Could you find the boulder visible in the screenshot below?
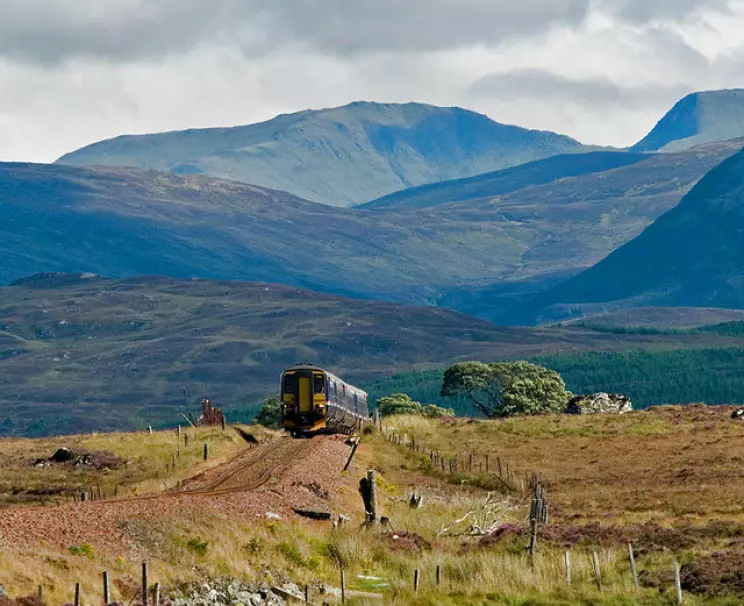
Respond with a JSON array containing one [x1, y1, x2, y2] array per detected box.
[[50, 447, 74, 462], [566, 393, 632, 415]]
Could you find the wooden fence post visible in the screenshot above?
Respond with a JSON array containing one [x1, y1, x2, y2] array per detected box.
[[674, 561, 683, 604], [74, 583, 81, 606], [368, 469, 379, 523], [592, 552, 602, 591], [436, 564, 442, 586], [154, 582, 160, 606], [103, 571, 110, 605], [142, 562, 149, 606], [37, 585, 44, 604], [485, 454, 489, 473], [528, 518, 538, 566], [414, 569, 420, 593], [343, 438, 360, 471], [203, 443, 209, 461], [628, 543, 639, 589], [497, 457, 502, 477], [340, 565, 346, 605], [564, 551, 571, 586], [304, 584, 309, 604]]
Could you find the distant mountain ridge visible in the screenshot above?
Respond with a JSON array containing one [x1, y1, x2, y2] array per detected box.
[[3, 140, 740, 312], [56, 101, 586, 206], [506, 144, 744, 324], [361, 150, 649, 210], [633, 89, 744, 152]]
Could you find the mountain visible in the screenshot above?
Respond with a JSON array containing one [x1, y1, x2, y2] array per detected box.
[[4, 274, 744, 437], [435, 139, 743, 317], [633, 89, 744, 152], [506, 145, 744, 324], [2, 141, 740, 308], [55, 102, 586, 207], [361, 150, 647, 210]]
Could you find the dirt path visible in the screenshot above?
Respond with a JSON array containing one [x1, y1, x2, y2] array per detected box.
[[0, 434, 350, 554]]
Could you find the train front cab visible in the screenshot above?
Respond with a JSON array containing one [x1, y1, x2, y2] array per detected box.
[[281, 367, 328, 434]]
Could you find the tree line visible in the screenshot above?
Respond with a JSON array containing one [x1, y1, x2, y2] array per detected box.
[[363, 347, 744, 415]]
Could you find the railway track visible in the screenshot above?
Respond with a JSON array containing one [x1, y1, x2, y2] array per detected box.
[[104, 435, 314, 505], [177, 436, 312, 496]]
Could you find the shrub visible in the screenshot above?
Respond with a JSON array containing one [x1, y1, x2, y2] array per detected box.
[[186, 537, 209, 557], [68, 543, 95, 560], [255, 396, 282, 428], [376, 393, 454, 418]]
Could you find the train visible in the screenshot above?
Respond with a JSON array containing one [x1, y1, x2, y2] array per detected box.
[[280, 364, 369, 435]]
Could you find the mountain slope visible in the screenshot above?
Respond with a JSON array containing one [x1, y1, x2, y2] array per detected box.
[[3, 142, 740, 308], [436, 139, 744, 318], [56, 102, 585, 206], [4, 273, 744, 437], [361, 150, 648, 210], [633, 89, 744, 152], [507, 145, 744, 324], [0, 272, 678, 437]]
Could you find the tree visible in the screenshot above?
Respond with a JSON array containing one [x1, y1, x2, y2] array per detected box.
[[255, 396, 282, 428], [441, 361, 570, 418], [376, 393, 424, 417], [376, 393, 454, 418]]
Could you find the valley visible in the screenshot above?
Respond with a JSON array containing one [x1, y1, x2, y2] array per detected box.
[[7, 5, 744, 605]]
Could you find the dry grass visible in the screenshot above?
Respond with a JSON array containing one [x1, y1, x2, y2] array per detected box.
[[3, 411, 744, 604], [0, 424, 274, 506], [382, 405, 744, 524]]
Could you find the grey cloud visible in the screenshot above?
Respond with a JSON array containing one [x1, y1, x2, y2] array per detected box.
[[596, 0, 734, 22], [0, 0, 263, 63], [253, 0, 592, 54], [0, 0, 736, 65], [0, 0, 594, 63], [469, 69, 693, 110]]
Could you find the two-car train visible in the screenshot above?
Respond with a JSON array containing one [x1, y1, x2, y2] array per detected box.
[[280, 364, 368, 435]]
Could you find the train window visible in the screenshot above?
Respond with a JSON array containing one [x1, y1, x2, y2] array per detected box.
[[284, 375, 296, 394], [314, 375, 325, 394]]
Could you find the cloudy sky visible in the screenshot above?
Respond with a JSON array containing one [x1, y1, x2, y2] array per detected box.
[[2, 0, 744, 162]]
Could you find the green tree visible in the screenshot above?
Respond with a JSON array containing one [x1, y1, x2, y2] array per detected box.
[[376, 393, 454, 418], [376, 393, 423, 417], [441, 361, 570, 418], [421, 404, 455, 419], [255, 396, 282, 428]]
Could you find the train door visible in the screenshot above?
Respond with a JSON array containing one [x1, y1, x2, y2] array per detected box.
[[298, 376, 313, 413]]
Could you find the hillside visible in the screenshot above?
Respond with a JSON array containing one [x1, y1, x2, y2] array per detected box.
[[633, 89, 744, 152], [5, 274, 744, 437], [506, 145, 744, 324], [3, 142, 739, 311], [0, 273, 598, 437], [56, 101, 585, 207], [361, 150, 648, 210], [436, 139, 743, 318], [558, 307, 744, 329]]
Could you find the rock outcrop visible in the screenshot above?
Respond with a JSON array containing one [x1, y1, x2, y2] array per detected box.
[[566, 393, 632, 415]]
